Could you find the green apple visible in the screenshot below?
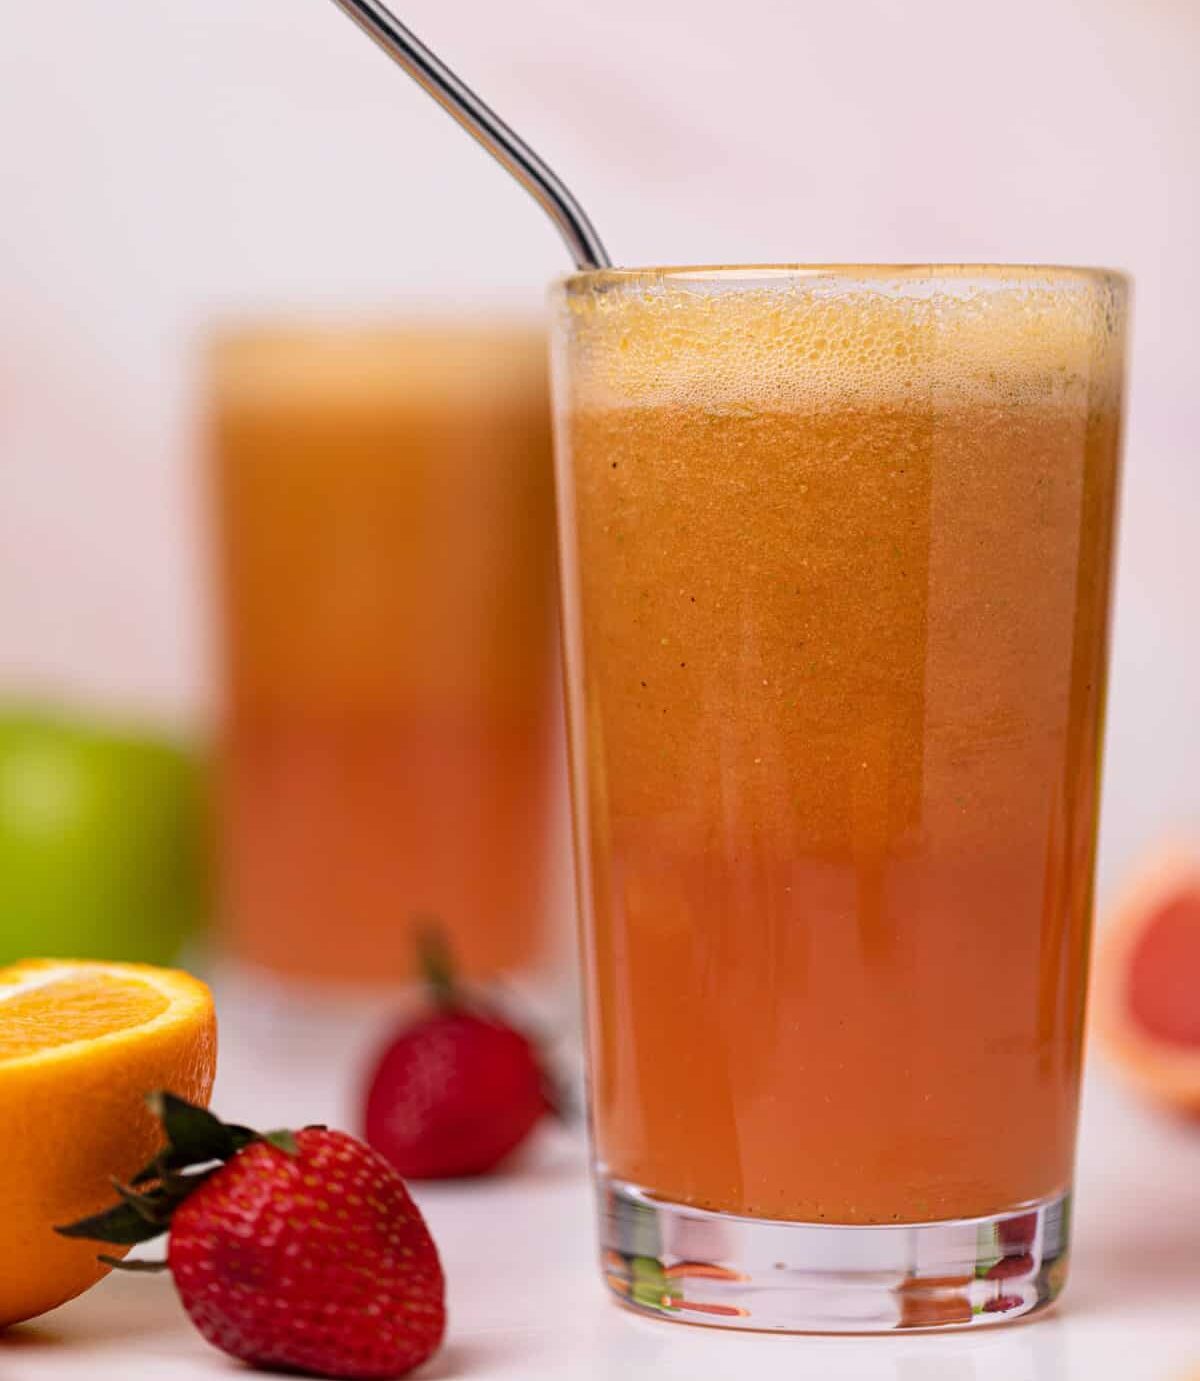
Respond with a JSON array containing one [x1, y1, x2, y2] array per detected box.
[[0, 708, 207, 966]]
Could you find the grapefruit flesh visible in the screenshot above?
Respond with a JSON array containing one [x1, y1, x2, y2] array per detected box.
[[1126, 889, 1200, 1048], [1094, 853, 1200, 1116]]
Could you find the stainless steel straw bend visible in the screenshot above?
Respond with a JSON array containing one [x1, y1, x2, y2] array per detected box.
[[326, 0, 612, 270]]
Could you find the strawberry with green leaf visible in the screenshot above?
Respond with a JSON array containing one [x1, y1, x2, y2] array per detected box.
[[58, 1093, 444, 1381]]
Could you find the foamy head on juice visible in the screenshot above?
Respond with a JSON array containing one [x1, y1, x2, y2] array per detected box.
[[210, 324, 549, 416], [553, 265, 1127, 415]]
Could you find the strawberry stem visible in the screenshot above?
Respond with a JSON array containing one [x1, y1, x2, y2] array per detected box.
[[415, 918, 457, 1009]]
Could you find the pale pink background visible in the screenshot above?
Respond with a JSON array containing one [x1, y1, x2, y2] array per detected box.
[[0, 0, 1196, 906]]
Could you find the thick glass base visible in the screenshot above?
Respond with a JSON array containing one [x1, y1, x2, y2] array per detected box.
[[598, 1176, 1070, 1332]]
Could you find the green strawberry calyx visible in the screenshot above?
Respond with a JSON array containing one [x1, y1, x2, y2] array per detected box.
[[415, 919, 459, 1011], [55, 1092, 303, 1271]]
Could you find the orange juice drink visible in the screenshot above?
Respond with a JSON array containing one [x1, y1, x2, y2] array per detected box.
[[210, 326, 558, 985], [551, 266, 1126, 1330]]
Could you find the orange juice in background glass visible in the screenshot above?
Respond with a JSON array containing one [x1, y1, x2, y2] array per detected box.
[[551, 266, 1127, 1330], [208, 325, 559, 987]]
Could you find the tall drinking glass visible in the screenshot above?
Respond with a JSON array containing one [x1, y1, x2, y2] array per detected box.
[[209, 324, 559, 989], [550, 266, 1127, 1330]]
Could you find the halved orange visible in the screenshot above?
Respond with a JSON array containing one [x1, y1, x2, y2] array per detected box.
[[0, 959, 216, 1327]]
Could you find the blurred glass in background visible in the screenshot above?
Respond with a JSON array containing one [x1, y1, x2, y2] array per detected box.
[[207, 324, 560, 987]]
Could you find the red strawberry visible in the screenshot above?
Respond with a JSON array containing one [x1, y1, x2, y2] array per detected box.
[[984, 1251, 1035, 1280], [363, 927, 554, 1179], [58, 1094, 444, 1381], [982, 1292, 1025, 1313], [996, 1210, 1039, 1252]]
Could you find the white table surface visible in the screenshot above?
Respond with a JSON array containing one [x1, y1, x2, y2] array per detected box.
[[5, 993, 1199, 1381]]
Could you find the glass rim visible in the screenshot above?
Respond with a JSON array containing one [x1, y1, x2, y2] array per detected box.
[[558, 262, 1129, 293]]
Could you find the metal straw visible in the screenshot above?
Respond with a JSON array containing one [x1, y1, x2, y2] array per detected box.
[[326, 0, 612, 270]]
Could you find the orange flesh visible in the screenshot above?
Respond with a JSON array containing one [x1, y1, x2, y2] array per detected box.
[[0, 973, 169, 1062], [210, 329, 559, 983], [1127, 891, 1200, 1047]]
